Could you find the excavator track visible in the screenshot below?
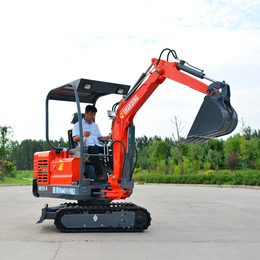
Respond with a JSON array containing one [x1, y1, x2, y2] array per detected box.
[[54, 202, 151, 232]]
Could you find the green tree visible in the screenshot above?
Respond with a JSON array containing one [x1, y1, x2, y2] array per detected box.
[[187, 143, 203, 160], [207, 139, 224, 172], [0, 126, 13, 182], [136, 135, 149, 151], [152, 141, 170, 165], [186, 143, 205, 172], [8, 141, 21, 169], [224, 133, 241, 155], [192, 159, 199, 174], [247, 137, 258, 168], [204, 162, 211, 171], [243, 126, 252, 140], [8, 137, 69, 170], [254, 158, 260, 171], [252, 129, 260, 139], [239, 119, 249, 171], [156, 160, 169, 174], [136, 135, 152, 169], [239, 136, 249, 171], [174, 157, 192, 174], [135, 135, 162, 170], [21, 140, 44, 170], [257, 139, 260, 157]]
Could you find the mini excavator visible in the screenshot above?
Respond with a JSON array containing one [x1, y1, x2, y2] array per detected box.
[[33, 49, 237, 232]]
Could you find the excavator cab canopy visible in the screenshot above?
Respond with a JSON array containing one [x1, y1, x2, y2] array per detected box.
[[47, 78, 130, 104], [46, 78, 130, 150]]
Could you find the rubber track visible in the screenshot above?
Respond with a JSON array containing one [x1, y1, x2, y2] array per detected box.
[[54, 202, 151, 232]]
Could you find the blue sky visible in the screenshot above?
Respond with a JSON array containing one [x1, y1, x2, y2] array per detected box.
[[1, 0, 260, 142]]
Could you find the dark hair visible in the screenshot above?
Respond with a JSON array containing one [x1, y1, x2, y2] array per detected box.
[[85, 105, 97, 113]]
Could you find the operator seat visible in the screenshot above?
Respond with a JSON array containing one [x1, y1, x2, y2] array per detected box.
[[68, 129, 76, 149], [68, 112, 84, 149]]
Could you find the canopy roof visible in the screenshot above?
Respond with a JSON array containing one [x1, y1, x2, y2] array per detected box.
[[47, 78, 131, 104]]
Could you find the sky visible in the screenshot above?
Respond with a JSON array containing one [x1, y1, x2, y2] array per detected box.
[[1, 0, 260, 144]]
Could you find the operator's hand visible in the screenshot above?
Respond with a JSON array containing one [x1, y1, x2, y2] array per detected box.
[[83, 131, 90, 137]]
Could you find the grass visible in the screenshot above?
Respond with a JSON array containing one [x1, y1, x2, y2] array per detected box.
[[0, 176, 32, 185], [14, 170, 34, 179], [0, 170, 33, 185]]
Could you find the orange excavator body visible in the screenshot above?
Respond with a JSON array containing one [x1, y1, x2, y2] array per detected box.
[[33, 49, 237, 231]]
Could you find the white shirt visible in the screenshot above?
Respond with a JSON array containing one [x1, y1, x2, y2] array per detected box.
[[72, 118, 102, 147]]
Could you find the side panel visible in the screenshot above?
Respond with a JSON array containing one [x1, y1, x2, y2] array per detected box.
[[34, 151, 81, 186], [33, 151, 56, 185], [50, 157, 81, 185]]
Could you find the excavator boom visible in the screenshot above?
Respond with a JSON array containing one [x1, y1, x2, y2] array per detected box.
[[103, 50, 237, 200]]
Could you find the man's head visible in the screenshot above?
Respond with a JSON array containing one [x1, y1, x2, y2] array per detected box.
[[84, 105, 97, 124]]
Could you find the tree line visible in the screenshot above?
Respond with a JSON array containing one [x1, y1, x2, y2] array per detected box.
[[1, 123, 260, 173], [135, 124, 260, 174], [0, 125, 68, 172], [7, 138, 68, 170]]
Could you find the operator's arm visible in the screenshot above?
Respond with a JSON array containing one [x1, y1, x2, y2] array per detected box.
[[73, 131, 90, 143], [72, 122, 90, 143], [73, 136, 80, 143], [98, 135, 111, 141]]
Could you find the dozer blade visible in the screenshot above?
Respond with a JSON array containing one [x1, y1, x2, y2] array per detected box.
[[183, 94, 237, 144], [37, 204, 65, 224]]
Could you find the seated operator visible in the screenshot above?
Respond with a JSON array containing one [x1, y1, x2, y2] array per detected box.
[[72, 105, 111, 181]]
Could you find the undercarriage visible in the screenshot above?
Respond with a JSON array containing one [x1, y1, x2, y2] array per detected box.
[[38, 201, 151, 232]]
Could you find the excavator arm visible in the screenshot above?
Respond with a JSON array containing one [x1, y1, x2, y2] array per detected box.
[[102, 49, 237, 200]]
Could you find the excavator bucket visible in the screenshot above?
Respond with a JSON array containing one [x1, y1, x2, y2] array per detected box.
[[183, 82, 238, 144]]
